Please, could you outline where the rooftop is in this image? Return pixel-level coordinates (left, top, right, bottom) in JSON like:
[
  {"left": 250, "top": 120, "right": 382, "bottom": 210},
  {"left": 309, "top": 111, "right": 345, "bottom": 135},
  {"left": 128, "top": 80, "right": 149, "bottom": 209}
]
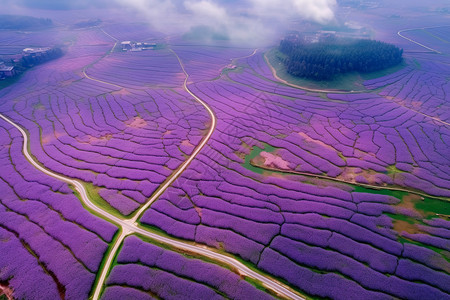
[{"left": 23, "top": 47, "right": 51, "bottom": 54}]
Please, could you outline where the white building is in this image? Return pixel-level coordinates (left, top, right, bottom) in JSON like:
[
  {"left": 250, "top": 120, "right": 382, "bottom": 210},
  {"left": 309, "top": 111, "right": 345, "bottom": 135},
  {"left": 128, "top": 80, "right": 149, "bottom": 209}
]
[
  {"left": 121, "top": 41, "right": 132, "bottom": 51},
  {"left": 23, "top": 47, "right": 51, "bottom": 55}
]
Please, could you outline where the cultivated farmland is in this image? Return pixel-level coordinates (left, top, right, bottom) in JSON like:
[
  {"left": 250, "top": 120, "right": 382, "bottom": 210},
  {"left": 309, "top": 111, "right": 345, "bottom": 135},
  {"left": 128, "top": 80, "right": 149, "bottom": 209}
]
[{"left": 0, "top": 3, "right": 448, "bottom": 300}]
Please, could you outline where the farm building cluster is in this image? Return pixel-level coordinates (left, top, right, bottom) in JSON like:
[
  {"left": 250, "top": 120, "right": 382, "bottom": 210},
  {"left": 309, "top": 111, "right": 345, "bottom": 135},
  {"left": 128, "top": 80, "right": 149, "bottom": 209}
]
[
  {"left": 0, "top": 47, "right": 53, "bottom": 79},
  {"left": 121, "top": 41, "right": 156, "bottom": 52}
]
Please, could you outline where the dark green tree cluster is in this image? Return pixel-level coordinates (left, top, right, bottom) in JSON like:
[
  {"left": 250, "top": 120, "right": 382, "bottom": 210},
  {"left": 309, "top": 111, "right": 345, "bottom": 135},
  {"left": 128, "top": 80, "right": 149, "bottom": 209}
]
[
  {"left": 279, "top": 37, "right": 403, "bottom": 80},
  {"left": 0, "top": 15, "right": 53, "bottom": 30}
]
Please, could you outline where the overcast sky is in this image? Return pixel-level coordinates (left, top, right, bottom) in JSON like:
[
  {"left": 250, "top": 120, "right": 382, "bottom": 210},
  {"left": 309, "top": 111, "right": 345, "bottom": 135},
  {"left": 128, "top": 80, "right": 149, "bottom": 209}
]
[
  {"left": 113, "top": 0, "right": 337, "bottom": 43},
  {"left": 1, "top": 0, "right": 338, "bottom": 44}
]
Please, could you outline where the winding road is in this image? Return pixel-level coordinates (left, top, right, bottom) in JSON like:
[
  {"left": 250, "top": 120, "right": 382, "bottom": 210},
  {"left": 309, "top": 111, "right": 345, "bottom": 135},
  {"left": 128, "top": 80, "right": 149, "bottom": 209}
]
[
  {"left": 397, "top": 27, "right": 442, "bottom": 54},
  {"left": 130, "top": 49, "right": 217, "bottom": 223},
  {"left": 394, "top": 26, "right": 449, "bottom": 127},
  {"left": 0, "top": 35, "right": 305, "bottom": 300}
]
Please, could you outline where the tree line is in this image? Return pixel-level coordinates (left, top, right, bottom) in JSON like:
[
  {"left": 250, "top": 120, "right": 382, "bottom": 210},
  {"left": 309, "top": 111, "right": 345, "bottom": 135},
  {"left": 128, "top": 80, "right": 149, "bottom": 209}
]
[
  {"left": 279, "top": 37, "right": 403, "bottom": 81},
  {"left": 20, "top": 48, "right": 63, "bottom": 68},
  {"left": 0, "top": 15, "right": 53, "bottom": 30}
]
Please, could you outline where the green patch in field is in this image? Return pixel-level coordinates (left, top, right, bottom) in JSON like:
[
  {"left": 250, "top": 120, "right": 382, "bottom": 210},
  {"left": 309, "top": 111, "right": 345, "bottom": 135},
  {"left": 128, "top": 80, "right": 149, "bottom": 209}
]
[
  {"left": 385, "top": 212, "right": 416, "bottom": 224},
  {"left": 84, "top": 182, "right": 128, "bottom": 219},
  {"left": 415, "top": 197, "right": 450, "bottom": 218},
  {"left": 242, "top": 143, "right": 276, "bottom": 174},
  {"left": 91, "top": 229, "right": 123, "bottom": 299},
  {"left": 397, "top": 236, "right": 449, "bottom": 259},
  {"left": 356, "top": 184, "right": 449, "bottom": 218},
  {"left": 68, "top": 185, "right": 121, "bottom": 226},
  {"left": 384, "top": 210, "right": 447, "bottom": 257},
  {"left": 359, "top": 60, "right": 407, "bottom": 81},
  {"left": 382, "top": 192, "right": 449, "bottom": 258},
  {"left": 352, "top": 185, "right": 404, "bottom": 200},
  {"left": 0, "top": 74, "right": 22, "bottom": 90},
  {"left": 386, "top": 165, "right": 404, "bottom": 175},
  {"left": 337, "top": 152, "right": 347, "bottom": 162}
]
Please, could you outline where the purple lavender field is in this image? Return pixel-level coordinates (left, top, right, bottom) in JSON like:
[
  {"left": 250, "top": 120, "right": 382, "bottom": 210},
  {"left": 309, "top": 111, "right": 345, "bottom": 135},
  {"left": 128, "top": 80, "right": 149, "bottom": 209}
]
[{"left": 0, "top": 0, "right": 449, "bottom": 299}]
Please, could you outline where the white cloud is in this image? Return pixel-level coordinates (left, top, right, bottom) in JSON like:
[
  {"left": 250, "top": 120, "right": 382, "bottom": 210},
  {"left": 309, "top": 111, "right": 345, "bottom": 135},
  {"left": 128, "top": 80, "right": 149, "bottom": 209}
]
[
  {"left": 113, "top": 0, "right": 338, "bottom": 44},
  {"left": 250, "top": 0, "right": 336, "bottom": 23}
]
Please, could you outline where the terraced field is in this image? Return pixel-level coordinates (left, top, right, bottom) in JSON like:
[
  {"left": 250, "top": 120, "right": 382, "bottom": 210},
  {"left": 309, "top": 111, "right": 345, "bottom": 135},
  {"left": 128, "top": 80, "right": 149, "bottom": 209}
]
[{"left": 0, "top": 10, "right": 448, "bottom": 300}]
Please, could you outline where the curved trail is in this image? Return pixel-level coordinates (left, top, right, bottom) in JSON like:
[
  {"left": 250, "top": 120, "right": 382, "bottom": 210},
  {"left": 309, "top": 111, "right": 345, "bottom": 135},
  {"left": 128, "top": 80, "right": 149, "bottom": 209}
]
[
  {"left": 0, "top": 47, "right": 305, "bottom": 300},
  {"left": 235, "top": 48, "right": 258, "bottom": 61},
  {"left": 130, "top": 49, "right": 217, "bottom": 222},
  {"left": 394, "top": 26, "right": 449, "bottom": 127},
  {"left": 81, "top": 27, "right": 122, "bottom": 89},
  {"left": 388, "top": 100, "right": 450, "bottom": 127},
  {"left": 397, "top": 28, "right": 442, "bottom": 54},
  {"left": 252, "top": 163, "right": 450, "bottom": 203}
]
